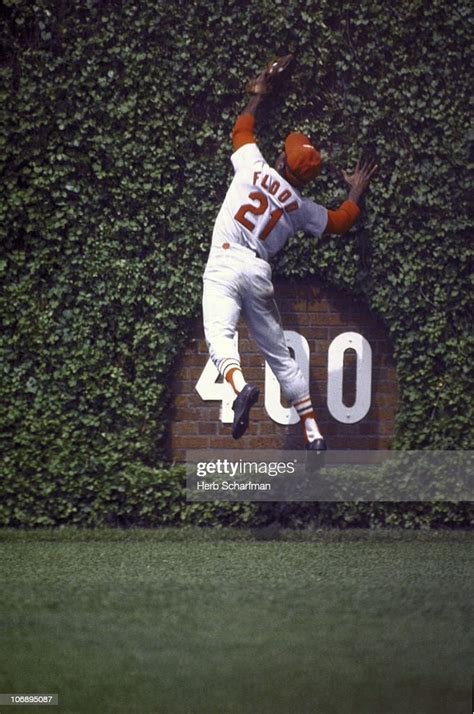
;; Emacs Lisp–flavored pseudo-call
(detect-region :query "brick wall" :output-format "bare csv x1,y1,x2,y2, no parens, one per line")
168,279,399,461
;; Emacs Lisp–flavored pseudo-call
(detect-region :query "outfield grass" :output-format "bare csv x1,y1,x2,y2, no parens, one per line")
1,529,472,714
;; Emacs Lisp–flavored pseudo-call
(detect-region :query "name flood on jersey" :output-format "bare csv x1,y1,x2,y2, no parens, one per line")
252,171,298,213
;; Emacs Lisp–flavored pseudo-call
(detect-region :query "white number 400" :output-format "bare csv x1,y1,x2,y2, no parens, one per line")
195,331,372,425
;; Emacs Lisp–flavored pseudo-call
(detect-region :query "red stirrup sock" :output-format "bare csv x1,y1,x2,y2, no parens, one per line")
294,396,323,443
218,358,247,396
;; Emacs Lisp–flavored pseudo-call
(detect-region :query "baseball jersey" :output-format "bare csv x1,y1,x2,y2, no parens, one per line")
211,142,328,261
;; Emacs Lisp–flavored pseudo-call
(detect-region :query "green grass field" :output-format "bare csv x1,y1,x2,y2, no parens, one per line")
1,529,472,714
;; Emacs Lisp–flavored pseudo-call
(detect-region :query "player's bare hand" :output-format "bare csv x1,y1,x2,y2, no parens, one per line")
342,157,378,203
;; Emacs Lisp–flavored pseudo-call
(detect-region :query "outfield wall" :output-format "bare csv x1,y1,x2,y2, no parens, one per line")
169,280,399,461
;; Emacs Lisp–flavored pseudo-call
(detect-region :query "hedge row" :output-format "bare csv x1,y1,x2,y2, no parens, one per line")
1,456,471,529
0,0,472,527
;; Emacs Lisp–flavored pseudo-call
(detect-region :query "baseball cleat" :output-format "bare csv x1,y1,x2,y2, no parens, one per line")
232,384,260,439
305,438,327,452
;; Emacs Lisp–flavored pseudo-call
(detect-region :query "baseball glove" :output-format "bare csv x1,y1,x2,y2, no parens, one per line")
246,54,295,95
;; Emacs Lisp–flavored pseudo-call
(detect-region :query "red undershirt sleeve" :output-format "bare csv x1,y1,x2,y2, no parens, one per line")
232,115,257,151
325,200,361,234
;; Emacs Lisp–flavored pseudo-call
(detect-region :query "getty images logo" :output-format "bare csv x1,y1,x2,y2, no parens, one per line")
196,458,297,479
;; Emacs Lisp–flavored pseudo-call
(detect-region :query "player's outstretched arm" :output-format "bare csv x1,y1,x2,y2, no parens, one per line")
233,55,294,151
325,157,378,235
238,93,265,119
232,95,266,152
232,71,270,151
342,157,378,205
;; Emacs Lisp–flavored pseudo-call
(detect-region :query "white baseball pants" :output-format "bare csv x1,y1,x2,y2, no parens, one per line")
202,243,308,404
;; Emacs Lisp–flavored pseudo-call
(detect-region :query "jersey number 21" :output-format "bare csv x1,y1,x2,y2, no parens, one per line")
234,191,285,241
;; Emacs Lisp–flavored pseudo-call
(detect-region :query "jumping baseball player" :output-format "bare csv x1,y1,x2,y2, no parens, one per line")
202,57,377,450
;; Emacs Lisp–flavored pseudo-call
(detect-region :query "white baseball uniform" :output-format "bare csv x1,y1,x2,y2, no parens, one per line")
202,140,328,405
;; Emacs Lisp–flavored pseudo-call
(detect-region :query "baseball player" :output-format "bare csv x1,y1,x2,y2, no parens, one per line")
202,57,377,450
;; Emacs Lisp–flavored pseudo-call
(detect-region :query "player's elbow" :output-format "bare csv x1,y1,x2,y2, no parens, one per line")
325,212,353,235
232,115,256,151
232,128,256,152
325,202,360,235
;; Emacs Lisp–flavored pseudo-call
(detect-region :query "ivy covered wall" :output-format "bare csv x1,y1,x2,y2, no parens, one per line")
0,0,471,526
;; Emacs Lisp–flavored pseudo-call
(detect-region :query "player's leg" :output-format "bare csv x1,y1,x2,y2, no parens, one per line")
202,261,259,439
243,263,325,448
202,274,245,394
